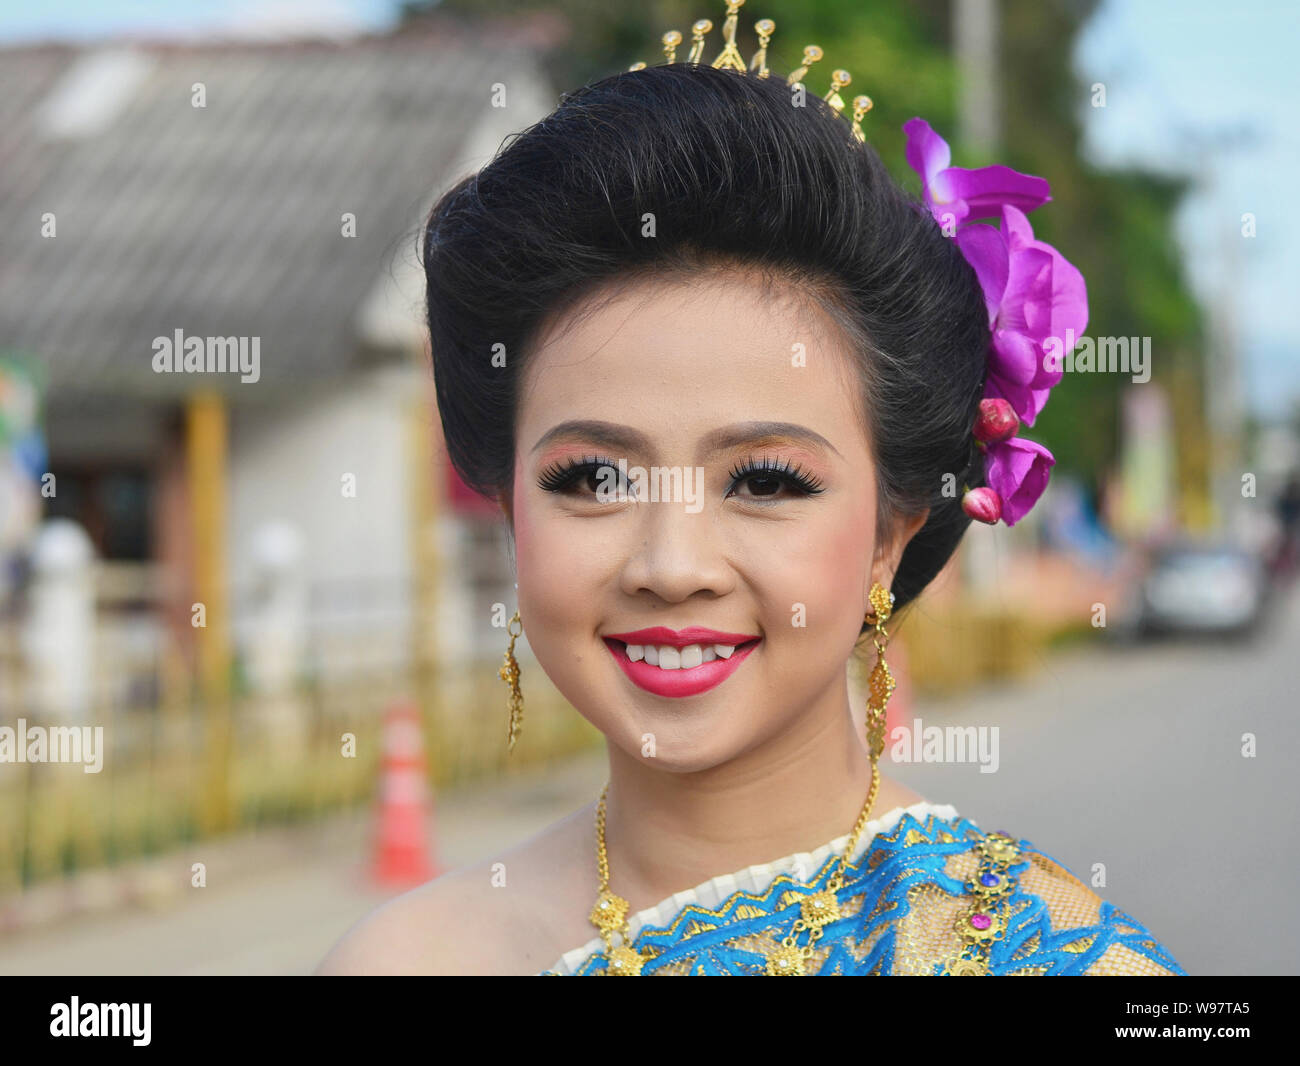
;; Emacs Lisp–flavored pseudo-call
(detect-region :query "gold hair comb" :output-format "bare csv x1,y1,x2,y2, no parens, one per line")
626,0,874,142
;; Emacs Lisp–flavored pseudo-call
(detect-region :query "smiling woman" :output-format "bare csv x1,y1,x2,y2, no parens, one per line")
316,35,1184,977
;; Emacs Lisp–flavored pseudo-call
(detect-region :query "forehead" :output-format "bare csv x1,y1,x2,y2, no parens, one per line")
518,269,869,454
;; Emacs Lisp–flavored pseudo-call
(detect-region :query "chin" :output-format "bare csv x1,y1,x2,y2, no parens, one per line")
605,698,779,773
611,727,743,774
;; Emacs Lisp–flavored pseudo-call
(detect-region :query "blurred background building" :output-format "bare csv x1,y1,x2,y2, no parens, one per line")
0,13,597,897
2,28,554,690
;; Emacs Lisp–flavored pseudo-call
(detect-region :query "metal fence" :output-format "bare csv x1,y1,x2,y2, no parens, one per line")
0,564,600,893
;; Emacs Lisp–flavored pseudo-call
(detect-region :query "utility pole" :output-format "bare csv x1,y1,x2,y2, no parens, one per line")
955,0,1006,591
956,0,1001,159
1206,203,1247,538
1178,126,1254,537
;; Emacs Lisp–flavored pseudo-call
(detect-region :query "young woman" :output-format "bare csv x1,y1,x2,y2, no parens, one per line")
319,17,1184,976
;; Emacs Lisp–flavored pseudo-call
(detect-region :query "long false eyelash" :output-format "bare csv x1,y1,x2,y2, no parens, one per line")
537,455,622,493
727,455,826,497
537,454,826,497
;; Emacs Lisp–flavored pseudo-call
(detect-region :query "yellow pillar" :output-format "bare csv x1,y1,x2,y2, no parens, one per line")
409,373,442,718
186,391,234,834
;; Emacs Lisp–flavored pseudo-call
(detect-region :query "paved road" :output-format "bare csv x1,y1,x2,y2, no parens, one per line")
1,583,1295,975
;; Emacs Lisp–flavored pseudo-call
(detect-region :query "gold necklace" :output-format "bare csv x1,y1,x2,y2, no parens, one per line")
588,585,896,976
591,762,881,976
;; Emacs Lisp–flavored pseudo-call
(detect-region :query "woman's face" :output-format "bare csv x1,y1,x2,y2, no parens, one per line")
507,269,916,772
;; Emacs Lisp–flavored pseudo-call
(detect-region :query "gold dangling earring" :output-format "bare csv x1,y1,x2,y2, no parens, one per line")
499,609,524,753
863,582,896,765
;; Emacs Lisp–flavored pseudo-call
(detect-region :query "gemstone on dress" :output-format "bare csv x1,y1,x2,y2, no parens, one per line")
980,873,1000,887
589,891,630,932
800,889,841,927
607,944,646,976
765,944,807,976
970,913,993,930
984,833,1019,861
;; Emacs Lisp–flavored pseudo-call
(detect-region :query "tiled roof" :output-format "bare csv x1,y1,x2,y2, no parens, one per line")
0,33,547,401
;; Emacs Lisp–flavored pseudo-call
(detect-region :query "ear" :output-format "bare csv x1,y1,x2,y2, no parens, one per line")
870,508,928,594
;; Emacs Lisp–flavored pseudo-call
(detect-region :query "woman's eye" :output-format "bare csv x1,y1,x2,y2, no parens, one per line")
576,466,607,493
732,474,786,498
538,460,630,499
726,461,825,502
591,465,633,497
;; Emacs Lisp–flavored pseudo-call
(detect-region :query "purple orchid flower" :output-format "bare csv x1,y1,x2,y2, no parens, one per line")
983,436,1056,527
956,204,1088,427
903,118,1051,228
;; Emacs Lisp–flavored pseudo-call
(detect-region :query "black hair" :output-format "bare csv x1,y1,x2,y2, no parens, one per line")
422,63,989,627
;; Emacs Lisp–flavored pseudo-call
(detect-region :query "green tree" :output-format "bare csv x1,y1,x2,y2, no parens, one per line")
410,0,1207,515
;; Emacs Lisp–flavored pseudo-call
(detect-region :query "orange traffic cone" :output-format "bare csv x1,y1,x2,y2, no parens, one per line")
371,701,438,887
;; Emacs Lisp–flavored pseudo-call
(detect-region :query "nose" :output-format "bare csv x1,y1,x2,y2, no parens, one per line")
617,496,737,604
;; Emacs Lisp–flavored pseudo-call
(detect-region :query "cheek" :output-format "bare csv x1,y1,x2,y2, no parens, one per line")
513,489,579,582
511,487,601,650
755,498,876,631
828,501,875,583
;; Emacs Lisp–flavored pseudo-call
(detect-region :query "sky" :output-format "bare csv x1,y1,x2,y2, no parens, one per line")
2,0,1296,420
1075,0,1300,422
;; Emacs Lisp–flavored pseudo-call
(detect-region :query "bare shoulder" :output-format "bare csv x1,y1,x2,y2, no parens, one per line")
316,802,597,976
314,864,490,976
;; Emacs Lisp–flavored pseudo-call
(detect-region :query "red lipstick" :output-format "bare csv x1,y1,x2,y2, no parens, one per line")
602,628,761,699
603,626,758,648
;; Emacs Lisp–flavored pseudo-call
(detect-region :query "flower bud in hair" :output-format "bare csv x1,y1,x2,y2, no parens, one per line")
962,486,1003,525
973,398,1020,445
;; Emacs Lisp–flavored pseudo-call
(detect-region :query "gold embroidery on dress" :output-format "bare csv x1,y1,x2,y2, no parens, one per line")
561,811,1182,976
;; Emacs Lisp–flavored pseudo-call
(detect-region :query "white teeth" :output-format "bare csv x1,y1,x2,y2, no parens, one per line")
620,641,745,670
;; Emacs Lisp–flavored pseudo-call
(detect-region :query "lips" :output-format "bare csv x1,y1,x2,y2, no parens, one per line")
603,626,759,648
603,633,761,698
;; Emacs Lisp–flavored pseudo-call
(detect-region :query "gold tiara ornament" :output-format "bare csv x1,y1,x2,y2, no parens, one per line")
626,0,874,142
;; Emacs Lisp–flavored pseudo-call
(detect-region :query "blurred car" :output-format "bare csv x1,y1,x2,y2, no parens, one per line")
1133,541,1269,637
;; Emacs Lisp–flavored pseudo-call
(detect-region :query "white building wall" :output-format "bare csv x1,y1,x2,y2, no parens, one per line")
227,363,417,679
223,64,556,679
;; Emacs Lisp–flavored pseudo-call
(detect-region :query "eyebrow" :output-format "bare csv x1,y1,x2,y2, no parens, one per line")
529,420,843,460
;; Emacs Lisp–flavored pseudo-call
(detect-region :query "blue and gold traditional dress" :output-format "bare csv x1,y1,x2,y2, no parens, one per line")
540,802,1185,975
